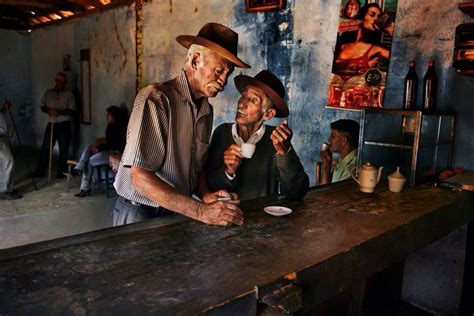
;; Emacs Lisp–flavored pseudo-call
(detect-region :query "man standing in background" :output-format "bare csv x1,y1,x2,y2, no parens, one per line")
33,72,76,179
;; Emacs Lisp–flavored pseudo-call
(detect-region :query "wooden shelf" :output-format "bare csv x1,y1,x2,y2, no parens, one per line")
364,136,414,149
459,2,474,17
456,69,474,76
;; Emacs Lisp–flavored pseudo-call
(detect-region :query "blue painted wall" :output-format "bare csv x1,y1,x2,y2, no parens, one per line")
0,0,473,181
0,29,32,147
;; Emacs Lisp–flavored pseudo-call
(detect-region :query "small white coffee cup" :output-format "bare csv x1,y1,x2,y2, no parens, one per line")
320,142,330,152
241,143,256,159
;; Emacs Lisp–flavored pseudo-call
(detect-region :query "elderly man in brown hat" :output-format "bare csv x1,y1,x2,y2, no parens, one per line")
113,23,250,226
206,70,309,200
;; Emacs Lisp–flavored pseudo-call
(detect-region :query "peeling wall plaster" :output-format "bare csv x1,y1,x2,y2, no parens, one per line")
1,0,473,180
0,29,32,147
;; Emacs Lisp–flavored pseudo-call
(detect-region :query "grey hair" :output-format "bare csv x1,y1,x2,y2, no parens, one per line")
184,44,211,70
263,94,274,111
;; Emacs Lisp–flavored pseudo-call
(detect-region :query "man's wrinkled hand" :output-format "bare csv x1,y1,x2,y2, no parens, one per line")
270,120,293,155
224,144,243,176
196,200,244,226
48,107,57,117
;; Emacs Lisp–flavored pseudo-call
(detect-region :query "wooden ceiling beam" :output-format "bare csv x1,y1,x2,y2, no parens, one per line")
0,0,134,30
0,0,86,11
0,1,59,10
71,0,103,9
29,0,135,30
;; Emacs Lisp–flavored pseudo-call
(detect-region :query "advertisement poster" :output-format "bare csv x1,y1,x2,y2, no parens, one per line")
328,0,398,109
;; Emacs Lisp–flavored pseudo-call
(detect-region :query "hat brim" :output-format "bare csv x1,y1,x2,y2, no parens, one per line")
176,35,250,69
234,75,289,118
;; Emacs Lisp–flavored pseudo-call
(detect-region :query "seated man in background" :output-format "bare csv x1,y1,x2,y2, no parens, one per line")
207,70,309,201
0,101,21,200
319,119,359,185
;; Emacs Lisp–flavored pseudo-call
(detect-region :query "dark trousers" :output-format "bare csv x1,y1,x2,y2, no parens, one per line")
113,196,174,226
36,121,71,175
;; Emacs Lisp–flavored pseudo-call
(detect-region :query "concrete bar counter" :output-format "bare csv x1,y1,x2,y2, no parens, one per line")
1,181,473,315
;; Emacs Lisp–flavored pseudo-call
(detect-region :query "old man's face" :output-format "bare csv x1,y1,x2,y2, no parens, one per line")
55,75,67,91
194,50,234,98
235,86,268,127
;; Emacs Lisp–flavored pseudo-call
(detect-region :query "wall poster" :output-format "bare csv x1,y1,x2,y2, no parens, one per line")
327,0,398,109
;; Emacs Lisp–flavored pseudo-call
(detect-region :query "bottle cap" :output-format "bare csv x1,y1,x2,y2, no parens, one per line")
428,59,435,66
409,61,416,67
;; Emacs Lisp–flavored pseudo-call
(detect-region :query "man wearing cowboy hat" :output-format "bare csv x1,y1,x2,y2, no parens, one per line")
206,70,309,200
113,23,250,226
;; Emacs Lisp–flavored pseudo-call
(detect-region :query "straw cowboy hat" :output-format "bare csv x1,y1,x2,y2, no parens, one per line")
176,22,250,69
234,70,289,118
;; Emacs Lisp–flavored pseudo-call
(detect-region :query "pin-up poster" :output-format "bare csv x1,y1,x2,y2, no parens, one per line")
328,0,398,109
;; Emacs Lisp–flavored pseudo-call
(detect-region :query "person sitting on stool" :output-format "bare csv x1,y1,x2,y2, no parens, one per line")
319,119,359,185
73,106,128,197
0,101,22,200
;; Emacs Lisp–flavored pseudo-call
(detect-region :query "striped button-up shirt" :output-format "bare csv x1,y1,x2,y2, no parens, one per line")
114,71,213,207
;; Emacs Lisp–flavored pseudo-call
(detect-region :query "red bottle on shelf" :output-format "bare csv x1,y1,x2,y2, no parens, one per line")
422,60,438,112
403,61,418,110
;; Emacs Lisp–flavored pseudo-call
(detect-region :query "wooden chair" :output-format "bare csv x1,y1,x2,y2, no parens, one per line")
92,163,115,198
64,159,79,192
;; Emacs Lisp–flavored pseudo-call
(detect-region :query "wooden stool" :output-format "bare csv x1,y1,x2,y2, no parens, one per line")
64,159,78,192
92,163,115,198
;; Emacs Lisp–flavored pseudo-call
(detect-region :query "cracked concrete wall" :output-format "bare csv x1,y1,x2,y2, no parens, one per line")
28,6,136,153
0,29,32,147
141,0,360,184
386,0,474,171
1,0,473,177
0,1,472,314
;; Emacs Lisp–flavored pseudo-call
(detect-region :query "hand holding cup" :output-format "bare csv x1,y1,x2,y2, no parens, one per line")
224,144,243,176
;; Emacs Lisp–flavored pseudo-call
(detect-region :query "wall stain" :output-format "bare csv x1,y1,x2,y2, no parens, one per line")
401,32,422,39
169,0,173,14
113,12,128,73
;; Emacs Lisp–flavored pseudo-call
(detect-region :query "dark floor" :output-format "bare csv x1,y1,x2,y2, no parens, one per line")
0,146,115,249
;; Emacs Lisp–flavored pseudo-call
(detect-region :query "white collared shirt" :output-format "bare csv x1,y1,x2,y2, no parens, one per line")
231,123,266,146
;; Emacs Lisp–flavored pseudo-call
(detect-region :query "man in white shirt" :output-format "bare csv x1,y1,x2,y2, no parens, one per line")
0,101,21,200
33,72,76,178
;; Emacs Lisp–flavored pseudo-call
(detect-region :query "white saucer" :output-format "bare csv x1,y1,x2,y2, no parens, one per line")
264,206,292,217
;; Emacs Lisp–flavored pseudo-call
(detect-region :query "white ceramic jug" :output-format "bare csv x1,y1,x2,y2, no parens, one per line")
351,162,384,193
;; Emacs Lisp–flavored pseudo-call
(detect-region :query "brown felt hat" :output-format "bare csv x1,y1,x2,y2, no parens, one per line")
176,22,250,69
234,70,289,118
